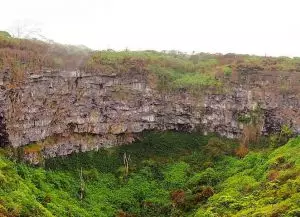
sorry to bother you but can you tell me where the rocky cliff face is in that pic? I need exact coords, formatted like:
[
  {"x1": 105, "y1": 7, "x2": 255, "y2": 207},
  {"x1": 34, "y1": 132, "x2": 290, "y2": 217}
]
[{"x1": 0, "y1": 69, "x2": 299, "y2": 163}]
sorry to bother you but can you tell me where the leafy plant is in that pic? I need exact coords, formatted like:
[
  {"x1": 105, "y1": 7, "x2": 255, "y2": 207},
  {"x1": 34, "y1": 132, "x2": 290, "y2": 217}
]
[
  {"x1": 223, "y1": 65, "x2": 232, "y2": 76},
  {"x1": 0, "y1": 132, "x2": 299, "y2": 216}
]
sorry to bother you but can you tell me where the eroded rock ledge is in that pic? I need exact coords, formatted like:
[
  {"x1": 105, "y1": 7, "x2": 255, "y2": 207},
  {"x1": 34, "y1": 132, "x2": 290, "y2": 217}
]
[{"x1": 0, "y1": 70, "x2": 299, "y2": 163}]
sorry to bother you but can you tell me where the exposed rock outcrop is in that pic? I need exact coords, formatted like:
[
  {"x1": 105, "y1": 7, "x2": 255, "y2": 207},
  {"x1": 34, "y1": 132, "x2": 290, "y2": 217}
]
[{"x1": 0, "y1": 69, "x2": 299, "y2": 163}]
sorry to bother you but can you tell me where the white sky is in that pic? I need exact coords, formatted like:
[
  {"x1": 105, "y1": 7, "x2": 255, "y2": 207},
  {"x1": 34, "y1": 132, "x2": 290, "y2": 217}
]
[{"x1": 1, "y1": 0, "x2": 300, "y2": 56}]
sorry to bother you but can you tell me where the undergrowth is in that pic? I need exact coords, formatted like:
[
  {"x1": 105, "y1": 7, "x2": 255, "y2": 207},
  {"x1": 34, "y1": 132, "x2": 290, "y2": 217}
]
[{"x1": 0, "y1": 131, "x2": 299, "y2": 216}]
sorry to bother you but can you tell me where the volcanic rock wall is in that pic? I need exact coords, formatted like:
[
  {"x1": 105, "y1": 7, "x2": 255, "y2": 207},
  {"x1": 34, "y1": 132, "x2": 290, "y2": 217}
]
[{"x1": 0, "y1": 69, "x2": 299, "y2": 163}]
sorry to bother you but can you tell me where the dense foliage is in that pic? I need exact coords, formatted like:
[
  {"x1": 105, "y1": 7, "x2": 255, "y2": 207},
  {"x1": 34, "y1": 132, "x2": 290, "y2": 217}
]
[
  {"x1": 1, "y1": 33, "x2": 300, "y2": 216},
  {"x1": 0, "y1": 131, "x2": 299, "y2": 216}
]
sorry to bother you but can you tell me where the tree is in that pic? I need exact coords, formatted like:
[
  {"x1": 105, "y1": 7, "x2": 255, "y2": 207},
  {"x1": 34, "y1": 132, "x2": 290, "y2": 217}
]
[
  {"x1": 123, "y1": 152, "x2": 131, "y2": 177},
  {"x1": 79, "y1": 167, "x2": 85, "y2": 200}
]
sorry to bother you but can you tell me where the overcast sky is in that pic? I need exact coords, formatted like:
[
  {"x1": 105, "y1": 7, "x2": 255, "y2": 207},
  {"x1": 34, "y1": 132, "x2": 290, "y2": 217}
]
[{"x1": 1, "y1": 0, "x2": 300, "y2": 56}]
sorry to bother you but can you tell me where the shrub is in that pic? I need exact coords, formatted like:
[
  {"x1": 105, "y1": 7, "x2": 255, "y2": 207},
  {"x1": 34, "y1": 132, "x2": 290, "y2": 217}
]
[
  {"x1": 267, "y1": 170, "x2": 280, "y2": 181},
  {"x1": 0, "y1": 132, "x2": 299, "y2": 216},
  {"x1": 195, "y1": 209, "x2": 215, "y2": 217},
  {"x1": 163, "y1": 162, "x2": 190, "y2": 188},
  {"x1": 287, "y1": 209, "x2": 300, "y2": 217},
  {"x1": 195, "y1": 186, "x2": 214, "y2": 202},
  {"x1": 82, "y1": 168, "x2": 100, "y2": 181},
  {"x1": 237, "y1": 114, "x2": 252, "y2": 124},
  {"x1": 270, "y1": 124, "x2": 293, "y2": 148},
  {"x1": 223, "y1": 65, "x2": 232, "y2": 76},
  {"x1": 171, "y1": 189, "x2": 185, "y2": 207},
  {"x1": 186, "y1": 168, "x2": 219, "y2": 187},
  {"x1": 204, "y1": 137, "x2": 235, "y2": 159},
  {"x1": 235, "y1": 144, "x2": 249, "y2": 158}
]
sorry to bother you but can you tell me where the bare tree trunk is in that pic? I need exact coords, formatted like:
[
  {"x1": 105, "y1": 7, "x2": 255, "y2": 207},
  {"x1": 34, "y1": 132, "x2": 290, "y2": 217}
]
[
  {"x1": 79, "y1": 167, "x2": 84, "y2": 200},
  {"x1": 123, "y1": 152, "x2": 131, "y2": 177}
]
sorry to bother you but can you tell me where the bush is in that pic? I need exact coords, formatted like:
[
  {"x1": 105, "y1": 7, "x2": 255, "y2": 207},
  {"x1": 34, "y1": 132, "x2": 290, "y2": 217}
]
[
  {"x1": 194, "y1": 186, "x2": 214, "y2": 202},
  {"x1": 186, "y1": 168, "x2": 219, "y2": 187},
  {"x1": 163, "y1": 162, "x2": 190, "y2": 188},
  {"x1": 195, "y1": 209, "x2": 215, "y2": 217},
  {"x1": 205, "y1": 137, "x2": 235, "y2": 159},
  {"x1": 171, "y1": 189, "x2": 185, "y2": 207},
  {"x1": 223, "y1": 65, "x2": 232, "y2": 76},
  {"x1": 270, "y1": 124, "x2": 293, "y2": 148},
  {"x1": 0, "y1": 132, "x2": 299, "y2": 216},
  {"x1": 235, "y1": 144, "x2": 249, "y2": 158}
]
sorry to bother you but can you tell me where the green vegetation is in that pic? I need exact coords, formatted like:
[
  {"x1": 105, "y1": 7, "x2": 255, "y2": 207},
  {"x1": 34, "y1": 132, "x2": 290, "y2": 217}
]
[
  {"x1": 223, "y1": 65, "x2": 232, "y2": 76},
  {"x1": 0, "y1": 131, "x2": 299, "y2": 216},
  {"x1": 0, "y1": 33, "x2": 300, "y2": 216},
  {"x1": 270, "y1": 124, "x2": 294, "y2": 148},
  {"x1": 83, "y1": 50, "x2": 222, "y2": 94},
  {"x1": 0, "y1": 31, "x2": 11, "y2": 38},
  {"x1": 2, "y1": 32, "x2": 300, "y2": 93},
  {"x1": 237, "y1": 114, "x2": 252, "y2": 124},
  {"x1": 82, "y1": 50, "x2": 300, "y2": 94}
]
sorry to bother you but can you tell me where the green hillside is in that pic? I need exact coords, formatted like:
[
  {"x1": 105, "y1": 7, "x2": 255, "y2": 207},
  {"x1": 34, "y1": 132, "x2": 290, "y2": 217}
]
[{"x1": 0, "y1": 132, "x2": 299, "y2": 216}]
